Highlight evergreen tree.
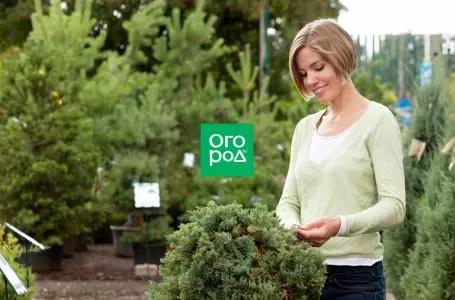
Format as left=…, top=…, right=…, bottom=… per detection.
left=80, top=0, right=180, bottom=232
left=400, top=83, right=455, bottom=299
left=80, top=0, right=234, bottom=236
left=0, top=0, right=105, bottom=246
left=382, top=80, right=447, bottom=298
left=183, top=45, right=289, bottom=215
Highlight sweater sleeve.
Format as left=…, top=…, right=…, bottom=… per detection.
left=340, top=111, right=406, bottom=237
left=276, top=120, right=303, bottom=229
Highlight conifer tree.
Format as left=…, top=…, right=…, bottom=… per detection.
left=183, top=45, right=289, bottom=214
left=80, top=0, right=178, bottom=216
left=80, top=0, right=234, bottom=232
left=0, top=0, right=105, bottom=246
left=382, top=80, right=447, bottom=298
left=400, top=84, right=455, bottom=299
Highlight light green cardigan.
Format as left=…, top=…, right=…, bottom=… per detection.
left=276, top=101, right=406, bottom=259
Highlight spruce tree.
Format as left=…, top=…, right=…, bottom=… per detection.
left=382, top=80, right=447, bottom=298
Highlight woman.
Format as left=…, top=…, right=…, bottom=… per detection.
left=276, top=19, right=406, bottom=299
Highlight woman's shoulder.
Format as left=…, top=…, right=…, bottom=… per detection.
left=364, top=101, right=401, bottom=141
left=367, top=100, right=395, bottom=120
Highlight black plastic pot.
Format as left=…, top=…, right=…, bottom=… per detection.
left=92, top=222, right=113, bottom=244
left=110, top=225, right=141, bottom=257
left=132, top=241, right=167, bottom=265
left=177, top=216, right=190, bottom=227
left=74, top=234, right=89, bottom=252
left=62, top=237, right=76, bottom=258
left=17, top=245, right=63, bottom=272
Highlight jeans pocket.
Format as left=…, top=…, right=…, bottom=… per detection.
left=334, top=272, right=375, bottom=292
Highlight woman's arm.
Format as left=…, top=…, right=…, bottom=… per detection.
left=339, top=111, right=406, bottom=237
left=276, top=120, right=304, bottom=229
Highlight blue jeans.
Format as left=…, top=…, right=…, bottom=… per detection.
left=320, top=261, right=386, bottom=300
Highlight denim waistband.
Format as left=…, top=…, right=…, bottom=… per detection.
left=326, top=260, right=383, bottom=275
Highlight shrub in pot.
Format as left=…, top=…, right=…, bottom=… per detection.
left=149, top=201, right=326, bottom=300
left=0, top=0, right=107, bottom=270
left=122, top=215, right=173, bottom=265
left=102, top=152, right=173, bottom=257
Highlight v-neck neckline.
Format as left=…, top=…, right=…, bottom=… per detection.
left=302, top=101, right=373, bottom=168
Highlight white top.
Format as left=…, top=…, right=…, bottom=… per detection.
left=308, top=122, right=357, bottom=164
left=308, top=122, right=382, bottom=266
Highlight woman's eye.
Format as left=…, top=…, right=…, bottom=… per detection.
left=315, top=65, right=324, bottom=71
left=300, top=73, right=307, bottom=78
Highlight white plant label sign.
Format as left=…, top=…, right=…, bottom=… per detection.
left=0, top=254, right=27, bottom=295
left=133, top=182, right=160, bottom=208
left=183, top=152, right=195, bottom=168
left=5, top=222, right=45, bottom=250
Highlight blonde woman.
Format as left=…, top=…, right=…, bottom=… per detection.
left=276, top=19, right=405, bottom=299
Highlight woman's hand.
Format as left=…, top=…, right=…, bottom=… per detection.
left=294, top=217, right=341, bottom=247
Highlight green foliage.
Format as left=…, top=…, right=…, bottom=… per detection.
left=148, top=201, right=326, bottom=300
left=274, top=81, right=325, bottom=125
left=121, top=215, right=174, bottom=243
left=79, top=0, right=175, bottom=214
left=0, top=224, right=36, bottom=299
left=0, top=0, right=35, bottom=52
left=400, top=138, right=455, bottom=298
left=0, top=0, right=107, bottom=246
left=400, top=154, right=454, bottom=300
left=182, top=46, right=289, bottom=214
left=399, top=81, right=455, bottom=299
left=382, top=80, right=448, bottom=298
left=352, top=62, right=396, bottom=107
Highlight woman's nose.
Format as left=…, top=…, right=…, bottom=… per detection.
left=306, top=72, right=318, bottom=86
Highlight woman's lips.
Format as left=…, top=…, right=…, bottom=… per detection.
left=314, top=85, right=327, bottom=95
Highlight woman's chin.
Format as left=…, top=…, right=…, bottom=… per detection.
left=315, top=95, right=331, bottom=104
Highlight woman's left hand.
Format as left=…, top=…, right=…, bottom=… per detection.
left=296, top=217, right=341, bottom=247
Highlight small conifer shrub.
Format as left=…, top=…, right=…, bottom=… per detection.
left=149, top=201, right=326, bottom=300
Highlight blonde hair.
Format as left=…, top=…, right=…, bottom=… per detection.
left=289, top=19, right=356, bottom=99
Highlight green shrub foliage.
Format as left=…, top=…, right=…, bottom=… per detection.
left=149, top=201, right=326, bottom=300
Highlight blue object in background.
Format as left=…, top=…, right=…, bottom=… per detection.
left=420, top=61, right=432, bottom=87
left=395, top=96, right=412, bottom=128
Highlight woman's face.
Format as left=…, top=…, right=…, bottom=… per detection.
left=295, top=47, right=343, bottom=104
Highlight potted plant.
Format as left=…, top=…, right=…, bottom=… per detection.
left=121, top=214, right=173, bottom=265
left=0, top=0, right=107, bottom=271
left=149, top=201, right=327, bottom=299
